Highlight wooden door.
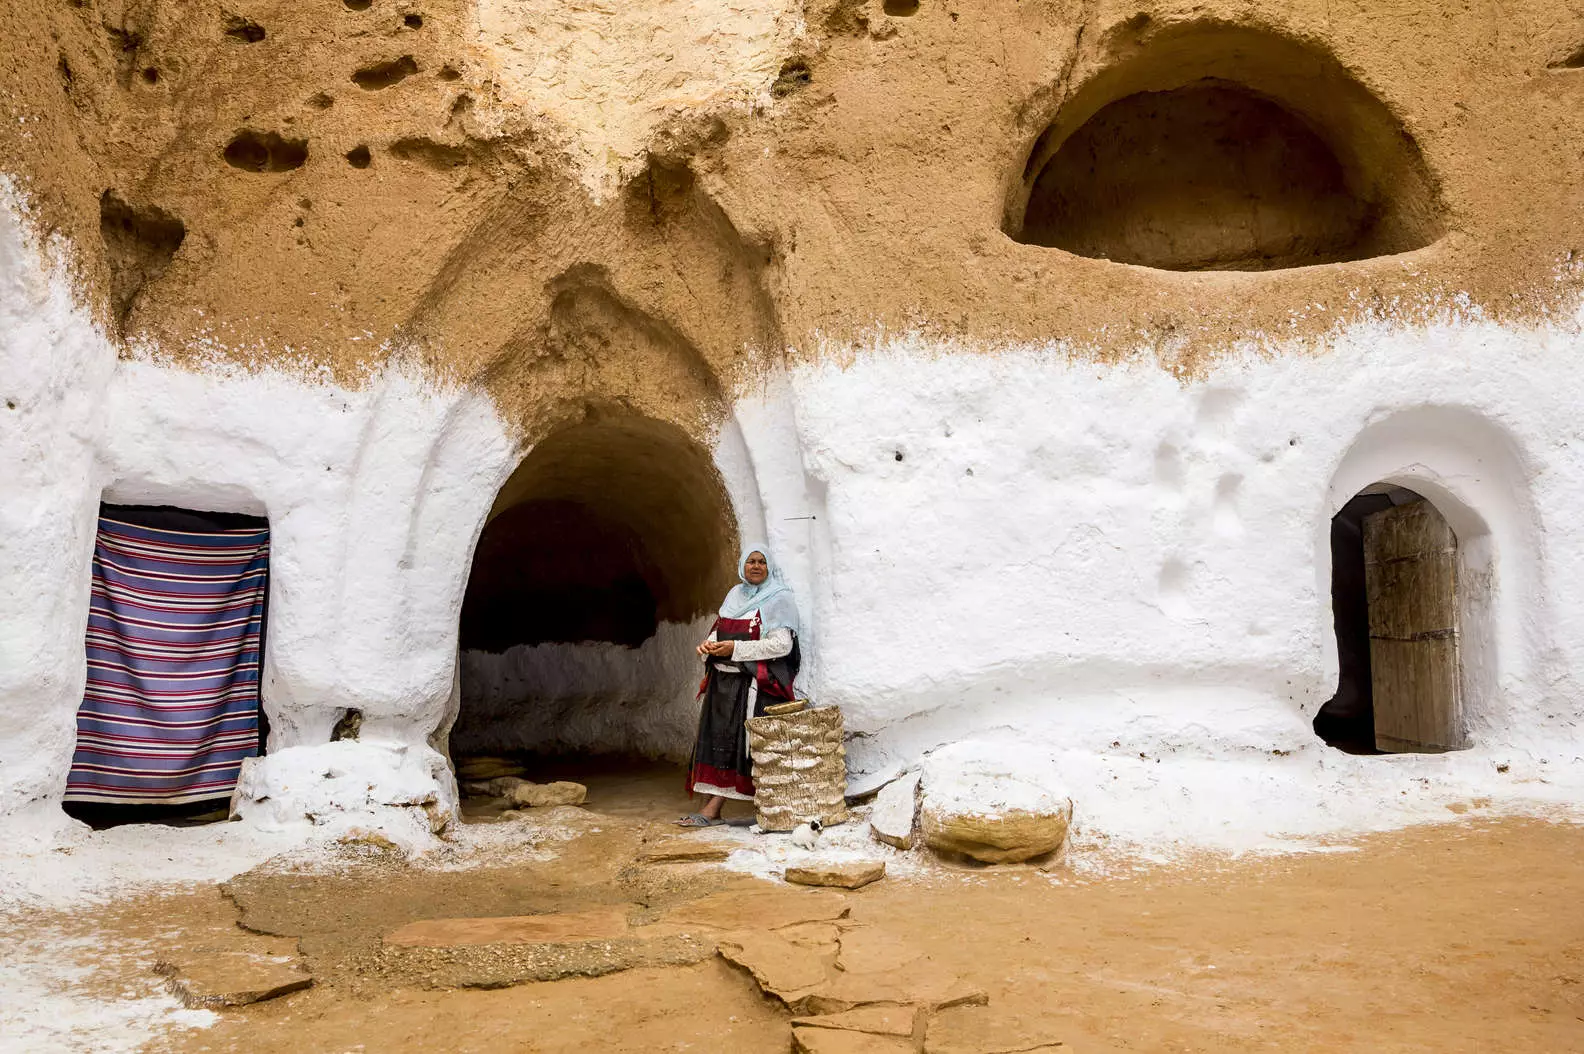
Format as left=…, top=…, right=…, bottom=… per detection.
left=1363, top=498, right=1464, bottom=752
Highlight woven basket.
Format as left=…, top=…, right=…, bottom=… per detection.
left=745, top=703, right=850, bottom=832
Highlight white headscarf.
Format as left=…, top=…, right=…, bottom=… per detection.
left=718, top=543, right=799, bottom=635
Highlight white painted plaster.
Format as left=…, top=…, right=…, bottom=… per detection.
left=0, top=185, right=517, bottom=839
left=4, top=176, right=1584, bottom=864
left=0, top=181, right=116, bottom=831
left=452, top=617, right=714, bottom=761
left=762, top=306, right=1584, bottom=832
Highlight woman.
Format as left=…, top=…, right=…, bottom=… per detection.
left=675, top=545, right=800, bottom=827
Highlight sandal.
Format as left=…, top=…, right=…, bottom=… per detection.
left=674, top=813, right=725, bottom=828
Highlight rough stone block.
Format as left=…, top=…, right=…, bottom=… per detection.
left=869, top=771, right=920, bottom=850
left=786, top=860, right=886, bottom=889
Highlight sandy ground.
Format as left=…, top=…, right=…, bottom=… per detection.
left=4, top=763, right=1583, bottom=1054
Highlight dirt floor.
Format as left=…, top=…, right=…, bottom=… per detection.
left=6, top=763, right=1584, bottom=1053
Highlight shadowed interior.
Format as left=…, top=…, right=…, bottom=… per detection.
left=1010, top=24, right=1443, bottom=271
left=460, top=416, right=737, bottom=651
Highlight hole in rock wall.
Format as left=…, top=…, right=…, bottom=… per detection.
left=1314, top=485, right=1469, bottom=755
left=772, top=60, right=812, bottom=97
left=345, top=144, right=371, bottom=168
left=449, top=417, right=738, bottom=820
left=1010, top=24, right=1443, bottom=270
left=223, top=16, right=266, bottom=43
left=389, top=136, right=466, bottom=170
left=63, top=504, right=271, bottom=829
left=883, top=0, right=920, bottom=15
left=223, top=129, right=308, bottom=172
left=1549, top=45, right=1584, bottom=70
left=352, top=55, right=418, bottom=90
left=99, top=189, right=186, bottom=329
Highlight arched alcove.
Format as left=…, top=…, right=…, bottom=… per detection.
left=1314, top=406, right=1546, bottom=752
left=448, top=413, right=741, bottom=805
left=1316, top=484, right=1468, bottom=753
left=1008, top=23, right=1444, bottom=270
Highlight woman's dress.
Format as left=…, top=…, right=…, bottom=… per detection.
left=687, top=611, right=800, bottom=800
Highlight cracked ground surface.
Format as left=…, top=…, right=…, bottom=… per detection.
left=4, top=765, right=1583, bottom=1053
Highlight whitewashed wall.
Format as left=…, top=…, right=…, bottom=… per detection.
left=4, top=186, right=1584, bottom=845
left=770, top=319, right=1582, bottom=791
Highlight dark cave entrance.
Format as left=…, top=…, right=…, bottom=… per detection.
left=451, top=415, right=737, bottom=815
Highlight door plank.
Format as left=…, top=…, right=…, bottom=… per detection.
left=1363, top=499, right=1464, bottom=752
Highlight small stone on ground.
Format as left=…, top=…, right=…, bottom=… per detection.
left=869, top=771, right=920, bottom=849
left=786, top=860, right=887, bottom=889
left=511, top=780, right=587, bottom=807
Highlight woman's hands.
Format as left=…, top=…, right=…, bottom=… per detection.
left=697, top=639, right=735, bottom=658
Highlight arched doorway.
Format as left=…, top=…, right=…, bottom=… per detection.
left=448, top=413, right=738, bottom=811
left=1315, top=484, right=1467, bottom=754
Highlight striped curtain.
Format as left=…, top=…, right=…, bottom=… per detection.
left=65, top=511, right=269, bottom=805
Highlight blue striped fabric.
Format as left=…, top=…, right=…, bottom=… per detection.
left=64, top=515, right=269, bottom=805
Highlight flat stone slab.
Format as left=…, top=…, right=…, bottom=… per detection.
left=385, top=906, right=631, bottom=948
left=806, top=958, right=987, bottom=1016
left=786, top=860, right=887, bottom=890
left=638, top=838, right=732, bottom=864
left=776, top=920, right=844, bottom=955
left=835, top=926, right=924, bottom=974
left=153, top=953, right=312, bottom=1009
left=925, top=1005, right=1067, bottom=1053
left=663, top=887, right=850, bottom=931
left=793, top=1027, right=916, bottom=1054
left=717, top=930, right=832, bottom=1004
left=792, top=1005, right=920, bottom=1037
